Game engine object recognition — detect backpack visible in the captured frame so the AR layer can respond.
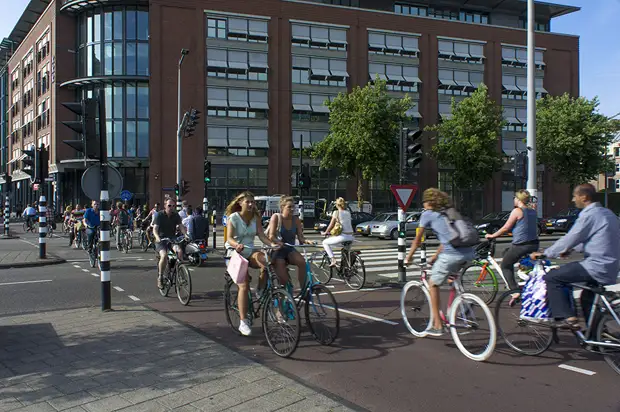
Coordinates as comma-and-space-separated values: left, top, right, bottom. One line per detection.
441, 208, 479, 248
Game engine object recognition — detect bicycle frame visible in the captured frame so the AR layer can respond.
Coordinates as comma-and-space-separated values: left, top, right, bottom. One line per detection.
418, 264, 468, 326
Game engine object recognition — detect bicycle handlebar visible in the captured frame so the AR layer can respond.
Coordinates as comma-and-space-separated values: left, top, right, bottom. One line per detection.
283, 242, 321, 248
160, 236, 186, 244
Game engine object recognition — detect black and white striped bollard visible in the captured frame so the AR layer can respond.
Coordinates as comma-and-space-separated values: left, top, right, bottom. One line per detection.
4, 195, 9, 237
100, 190, 111, 310
397, 208, 406, 283
38, 195, 47, 258
212, 209, 217, 249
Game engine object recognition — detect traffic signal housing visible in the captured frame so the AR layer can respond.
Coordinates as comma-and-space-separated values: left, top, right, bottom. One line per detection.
184, 108, 201, 138
38, 144, 49, 181
3, 174, 12, 191
404, 129, 423, 169
181, 180, 190, 196
61, 99, 100, 160
514, 152, 528, 178
204, 160, 211, 183
174, 184, 180, 197
22, 146, 38, 183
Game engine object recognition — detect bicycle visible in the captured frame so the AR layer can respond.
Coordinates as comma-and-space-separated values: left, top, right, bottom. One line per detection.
23, 217, 37, 233
117, 226, 131, 254
315, 241, 366, 290
284, 243, 340, 345
495, 256, 620, 374
86, 228, 100, 269
224, 246, 301, 357
460, 239, 536, 305
157, 236, 192, 306
400, 261, 497, 361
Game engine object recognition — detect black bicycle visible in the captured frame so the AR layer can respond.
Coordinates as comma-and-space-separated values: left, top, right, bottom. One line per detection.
87, 228, 100, 269
157, 236, 192, 306
316, 241, 366, 290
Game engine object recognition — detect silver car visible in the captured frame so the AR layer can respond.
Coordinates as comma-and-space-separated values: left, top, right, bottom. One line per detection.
370, 212, 422, 240
355, 212, 397, 236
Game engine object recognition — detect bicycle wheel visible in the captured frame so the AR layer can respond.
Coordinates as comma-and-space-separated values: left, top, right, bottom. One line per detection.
460, 262, 498, 305
89, 246, 99, 269
159, 267, 172, 297
175, 264, 192, 306
262, 288, 301, 358
224, 278, 253, 333
140, 233, 149, 252
344, 254, 365, 290
448, 293, 497, 362
494, 289, 553, 356
400, 281, 432, 337
305, 284, 339, 345
595, 311, 620, 375
122, 233, 129, 254
312, 254, 332, 284
23, 221, 27, 232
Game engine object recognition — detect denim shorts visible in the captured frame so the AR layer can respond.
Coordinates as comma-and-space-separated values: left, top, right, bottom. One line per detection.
431, 253, 468, 286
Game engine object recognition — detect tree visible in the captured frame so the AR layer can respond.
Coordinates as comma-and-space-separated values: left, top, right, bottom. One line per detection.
536, 94, 620, 188
425, 84, 504, 197
312, 78, 413, 205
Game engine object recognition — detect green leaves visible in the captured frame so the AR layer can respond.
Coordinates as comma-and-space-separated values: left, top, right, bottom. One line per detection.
425, 84, 504, 189
312, 78, 413, 194
536, 94, 620, 188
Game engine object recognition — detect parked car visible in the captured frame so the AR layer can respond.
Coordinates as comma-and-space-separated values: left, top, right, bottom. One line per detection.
355, 212, 397, 236
474, 211, 512, 235
370, 212, 423, 240
313, 211, 374, 233
542, 208, 580, 234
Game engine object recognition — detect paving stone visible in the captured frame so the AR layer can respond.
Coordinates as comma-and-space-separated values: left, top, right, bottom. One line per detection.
47, 391, 97, 410
82, 395, 132, 412
155, 387, 205, 409
54, 377, 101, 395
222, 396, 280, 412
116, 399, 169, 412
0, 397, 23, 412
86, 381, 131, 398
11, 401, 58, 412
15, 385, 63, 406
188, 375, 246, 398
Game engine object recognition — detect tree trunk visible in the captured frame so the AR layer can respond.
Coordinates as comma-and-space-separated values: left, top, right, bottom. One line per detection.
357, 177, 364, 210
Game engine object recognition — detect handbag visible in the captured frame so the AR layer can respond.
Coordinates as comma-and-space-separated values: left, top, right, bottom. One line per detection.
330, 211, 342, 236
227, 250, 249, 285
520, 264, 551, 320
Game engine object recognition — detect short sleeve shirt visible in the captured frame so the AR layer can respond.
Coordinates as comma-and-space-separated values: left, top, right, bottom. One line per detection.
225, 212, 258, 259
154, 211, 182, 239
419, 210, 472, 255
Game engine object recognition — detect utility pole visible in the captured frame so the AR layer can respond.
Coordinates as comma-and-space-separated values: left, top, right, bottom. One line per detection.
298, 133, 304, 224
526, 0, 537, 202
177, 49, 189, 212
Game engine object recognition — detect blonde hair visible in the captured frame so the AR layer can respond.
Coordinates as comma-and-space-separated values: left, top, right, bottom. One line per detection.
422, 188, 451, 210
515, 190, 532, 207
335, 197, 346, 209
280, 196, 295, 210
225, 191, 261, 218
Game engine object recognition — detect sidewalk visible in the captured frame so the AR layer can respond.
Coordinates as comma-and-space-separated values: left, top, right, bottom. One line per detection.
0, 238, 65, 269
0, 306, 359, 412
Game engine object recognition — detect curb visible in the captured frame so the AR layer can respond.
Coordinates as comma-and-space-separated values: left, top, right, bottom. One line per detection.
0, 256, 66, 269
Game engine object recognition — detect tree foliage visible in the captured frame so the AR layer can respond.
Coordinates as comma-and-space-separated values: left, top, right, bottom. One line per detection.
536, 94, 620, 188
311, 78, 413, 202
425, 84, 504, 189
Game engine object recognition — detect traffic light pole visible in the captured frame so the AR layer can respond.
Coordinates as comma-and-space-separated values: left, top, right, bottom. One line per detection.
299, 133, 303, 224
98, 89, 111, 311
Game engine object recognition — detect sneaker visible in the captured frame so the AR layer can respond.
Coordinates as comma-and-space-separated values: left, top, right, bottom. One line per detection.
157, 276, 164, 289
238, 319, 252, 336
426, 327, 444, 337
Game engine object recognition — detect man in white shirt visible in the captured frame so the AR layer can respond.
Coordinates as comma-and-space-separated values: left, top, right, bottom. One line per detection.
22, 204, 37, 230
179, 200, 189, 220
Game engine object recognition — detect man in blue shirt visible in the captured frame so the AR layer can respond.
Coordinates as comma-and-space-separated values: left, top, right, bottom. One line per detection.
83, 200, 101, 252
532, 184, 620, 329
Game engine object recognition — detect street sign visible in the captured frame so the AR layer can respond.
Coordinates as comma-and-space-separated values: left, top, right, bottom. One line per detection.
162, 187, 175, 191
44, 177, 54, 182
81, 165, 123, 201
390, 184, 418, 212
120, 190, 133, 202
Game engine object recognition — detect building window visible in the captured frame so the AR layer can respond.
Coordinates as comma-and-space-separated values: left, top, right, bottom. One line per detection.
292, 129, 328, 148
36, 31, 50, 63
438, 69, 483, 95
395, 4, 488, 24
77, 7, 149, 78
22, 52, 34, 78
616, 179, 620, 191
438, 40, 485, 64
519, 18, 550, 32
502, 75, 547, 100
502, 47, 545, 70
502, 107, 527, 133
23, 111, 34, 137
207, 126, 269, 157
616, 163, 620, 173
207, 87, 269, 119
36, 98, 50, 131
368, 31, 419, 57
292, 56, 348, 87
10, 69, 19, 92
291, 24, 347, 50
615, 147, 620, 157
207, 16, 268, 43
292, 93, 334, 122
369, 63, 421, 92
207, 49, 268, 81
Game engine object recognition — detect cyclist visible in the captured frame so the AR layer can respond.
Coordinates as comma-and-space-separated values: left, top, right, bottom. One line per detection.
321, 197, 354, 267
404, 188, 474, 337
485, 190, 539, 294
145, 203, 161, 246
225, 191, 280, 336
531, 183, 620, 329
22, 203, 37, 231
71, 204, 85, 248
153, 199, 188, 290
83, 200, 100, 252
188, 207, 209, 243
115, 202, 130, 251
268, 195, 311, 289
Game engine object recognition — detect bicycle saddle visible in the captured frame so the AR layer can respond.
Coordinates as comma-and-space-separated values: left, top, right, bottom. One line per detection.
342, 241, 353, 246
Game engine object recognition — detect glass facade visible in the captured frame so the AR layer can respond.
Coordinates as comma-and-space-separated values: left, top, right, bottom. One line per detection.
206, 165, 268, 211
77, 7, 149, 78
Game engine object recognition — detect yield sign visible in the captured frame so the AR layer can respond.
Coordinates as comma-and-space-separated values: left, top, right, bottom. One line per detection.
390, 184, 418, 212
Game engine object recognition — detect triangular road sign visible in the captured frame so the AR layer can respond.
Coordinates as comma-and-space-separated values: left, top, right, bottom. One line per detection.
390, 184, 418, 211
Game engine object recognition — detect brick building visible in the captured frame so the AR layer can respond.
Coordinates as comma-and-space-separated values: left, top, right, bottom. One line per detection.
0, 0, 580, 217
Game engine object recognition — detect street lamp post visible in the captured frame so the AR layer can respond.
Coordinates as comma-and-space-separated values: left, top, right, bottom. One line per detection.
526, 0, 538, 202
177, 48, 189, 211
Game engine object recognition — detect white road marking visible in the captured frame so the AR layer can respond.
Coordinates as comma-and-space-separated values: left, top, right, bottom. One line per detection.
91, 273, 99, 277
81, 269, 89, 273
325, 285, 335, 289
114, 286, 124, 292
324, 306, 398, 325
330, 287, 392, 295
72, 265, 81, 269
0, 280, 52, 286
19, 239, 38, 247
128, 295, 140, 301
558, 364, 596, 376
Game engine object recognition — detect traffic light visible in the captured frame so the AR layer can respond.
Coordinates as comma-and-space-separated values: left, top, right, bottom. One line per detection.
404, 129, 423, 168
514, 152, 528, 178
22, 146, 38, 183
4, 174, 12, 192
184, 108, 201, 138
204, 160, 211, 183
174, 183, 180, 197
181, 180, 190, 196
38, 144, 49, 181
61, 98, 100, 160
297, 164, 312, 191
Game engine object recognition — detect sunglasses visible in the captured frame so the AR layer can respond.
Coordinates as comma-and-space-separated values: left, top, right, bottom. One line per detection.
166, 204, 174, 208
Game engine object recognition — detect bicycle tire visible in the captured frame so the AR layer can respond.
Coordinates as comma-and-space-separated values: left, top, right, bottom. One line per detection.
140, 233, 149, 252
305, 284, 339, 345
314, 254, 332, 284
400, 280, 431, 337
176, 264, 192, 306
449, 293, 497, 362
123, 234, 129, 254
460, 262, 498, 305
159, 267, 172, 297
345, 254, 365, 290
595, 312, 620, 376
494, 289, 553, 356
89, 246, 99, 269
23, 222, 27, 232
224, 278, 253, 333
262, 288, 301, 358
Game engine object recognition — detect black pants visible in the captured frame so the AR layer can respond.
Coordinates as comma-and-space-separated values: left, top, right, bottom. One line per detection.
501, 242, 539, 290
544, 262, 595, 320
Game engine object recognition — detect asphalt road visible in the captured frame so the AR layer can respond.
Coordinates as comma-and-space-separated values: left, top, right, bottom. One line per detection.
2, 227, 619, 411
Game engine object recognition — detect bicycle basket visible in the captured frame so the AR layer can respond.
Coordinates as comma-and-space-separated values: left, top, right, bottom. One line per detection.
474, 241, 492, 259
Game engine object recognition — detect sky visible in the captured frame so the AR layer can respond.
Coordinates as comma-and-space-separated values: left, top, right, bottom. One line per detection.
0, 0, 618, 117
